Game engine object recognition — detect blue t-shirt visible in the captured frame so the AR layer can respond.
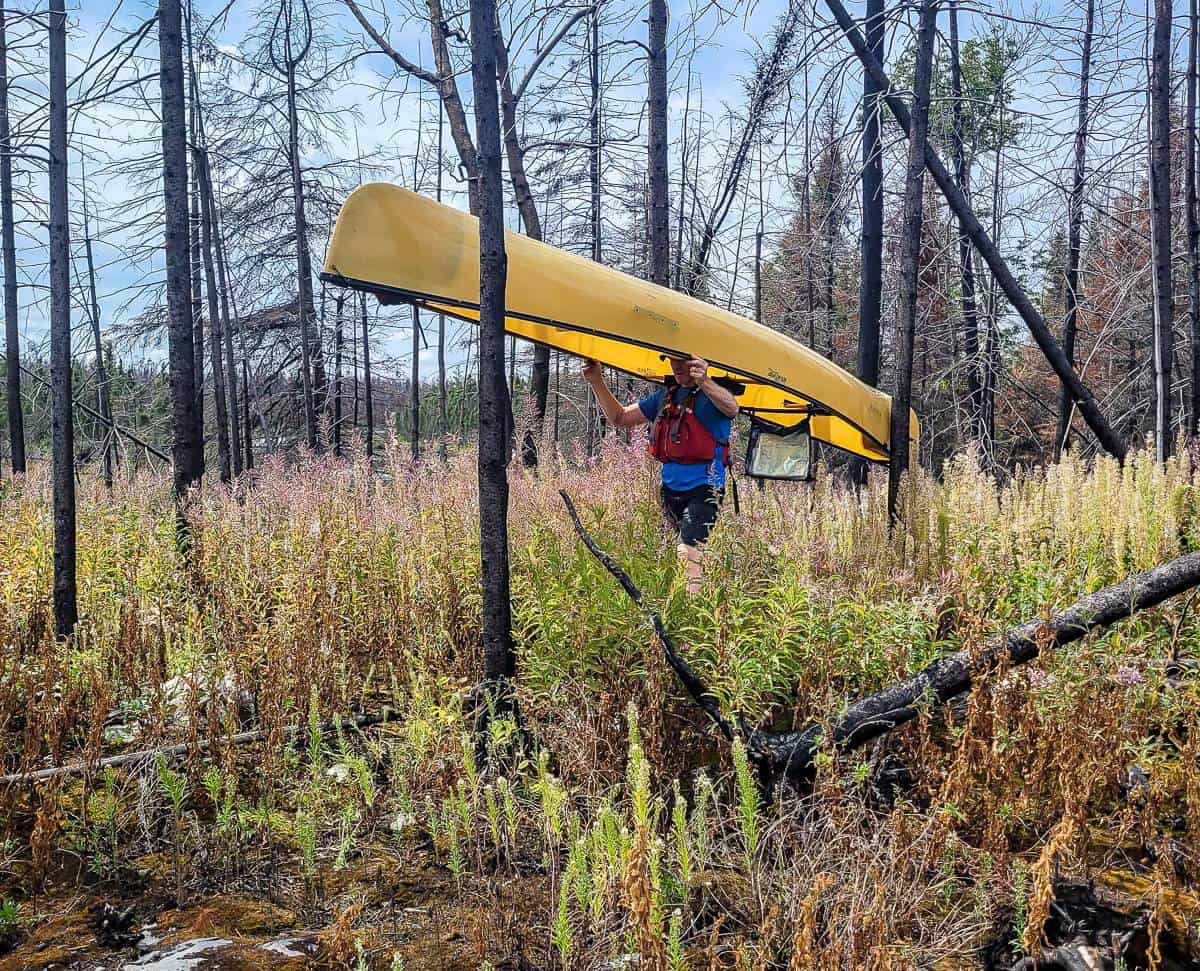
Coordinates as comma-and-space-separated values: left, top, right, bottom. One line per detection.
639, 385, 732, 491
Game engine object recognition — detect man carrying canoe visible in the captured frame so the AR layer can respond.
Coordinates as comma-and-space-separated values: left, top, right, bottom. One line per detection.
583, 355, 739, 594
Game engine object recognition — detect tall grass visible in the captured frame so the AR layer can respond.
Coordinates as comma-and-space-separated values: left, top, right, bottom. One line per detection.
2, 440, 1199, 966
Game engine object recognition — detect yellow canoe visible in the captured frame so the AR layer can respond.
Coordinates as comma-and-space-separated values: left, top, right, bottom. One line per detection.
320, 183, 917, 462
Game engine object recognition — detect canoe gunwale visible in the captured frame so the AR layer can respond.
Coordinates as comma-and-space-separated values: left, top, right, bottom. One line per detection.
319, 268, 890, 464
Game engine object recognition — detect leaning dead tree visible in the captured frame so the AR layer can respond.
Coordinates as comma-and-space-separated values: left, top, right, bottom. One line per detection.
560, 491, 1200, 791
821, 0, 1126, 462
683, 2, 798, 295
341, 0, 582, 463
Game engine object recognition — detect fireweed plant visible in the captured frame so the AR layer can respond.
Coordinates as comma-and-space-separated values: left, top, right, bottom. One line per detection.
0, 440, 1199, 966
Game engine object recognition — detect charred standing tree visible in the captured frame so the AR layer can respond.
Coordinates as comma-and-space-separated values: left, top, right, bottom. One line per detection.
411, 306, 420, 462
471, 0, 516, 714
436, 106, 448, 462
1190, 0, 1200, 435
333, 293, 344, 457
492, 13, 590, 460
270, 0, 319, 450
1149, 0, 1174, 461
949, 0, 982, 448
647, 0, 670, 286
853, 0, 885, 488
590, 3, 602, 277
0, 0, 23, 475
242, 360, 253, 471
888, 0, 936, 523
1056, 0, 1093, 460
493, 23, 559, 464
203, 156, 243, 476
189, 34, 242, 477
856, 0, 884, 391
195, 144, 232, 482
160, 0, 204, 507
185, 2, 204, 433
81, 177, 114, 490
587, 10, 605, 452
360, 292, 373, 457
821, 0, 1125, 462
218, 204, 253, 474
48, 0, 75, 637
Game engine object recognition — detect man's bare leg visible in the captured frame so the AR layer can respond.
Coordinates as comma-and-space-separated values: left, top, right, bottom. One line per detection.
678, 542, 704, 595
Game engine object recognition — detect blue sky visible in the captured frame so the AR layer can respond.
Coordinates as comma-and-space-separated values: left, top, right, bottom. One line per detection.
11, 0, 1157, 385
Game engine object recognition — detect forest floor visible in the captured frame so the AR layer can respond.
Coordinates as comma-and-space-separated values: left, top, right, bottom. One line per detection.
3, 443, 1200, 968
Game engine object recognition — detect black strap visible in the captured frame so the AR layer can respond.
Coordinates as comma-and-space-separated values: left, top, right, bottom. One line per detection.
670, 388, 697, 443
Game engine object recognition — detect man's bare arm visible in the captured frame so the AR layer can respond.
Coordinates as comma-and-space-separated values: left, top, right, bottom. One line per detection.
583, 360, 649, 428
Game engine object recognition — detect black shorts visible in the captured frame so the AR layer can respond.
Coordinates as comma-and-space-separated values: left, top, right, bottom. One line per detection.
660, 484, 724, 547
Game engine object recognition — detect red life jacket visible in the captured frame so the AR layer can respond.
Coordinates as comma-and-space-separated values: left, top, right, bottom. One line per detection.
648, 387, 730, 467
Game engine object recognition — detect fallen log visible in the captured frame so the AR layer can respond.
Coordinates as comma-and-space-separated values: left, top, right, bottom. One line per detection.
753, 550, 1200, 788
559, 490, 1200, 791
0, 708, 398, 787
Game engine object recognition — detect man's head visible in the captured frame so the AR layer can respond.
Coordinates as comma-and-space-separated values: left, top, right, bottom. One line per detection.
666, 355, 695, 387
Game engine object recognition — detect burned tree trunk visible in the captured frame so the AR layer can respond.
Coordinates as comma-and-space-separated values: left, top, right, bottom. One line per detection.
49, 0, 75, 638
411, 306, 420, 462
1149, 0, 1174, 461
186, 1, 204, 436
471, 0, 516, 711
82, 181, 114, 490
888, 0, 936, 523
204, 157, 242, 477
436, 106, 448, 462
852, 0, 885, 488
242, 360, 253, 471
333, 293, 344, 457
821, 0, 1126, 462
195, 144, 231, 483
647, 0, 670, 287
0, 0, 23, 476
1190, 0, 1200, 435
949, 0, 982, 448
189, 29, 242, 477
160, 0, 204, 506
856, 0, 884, 392
271, 0, 318, 450
1056, 0, 1093, 460
361, 293, 373, 458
